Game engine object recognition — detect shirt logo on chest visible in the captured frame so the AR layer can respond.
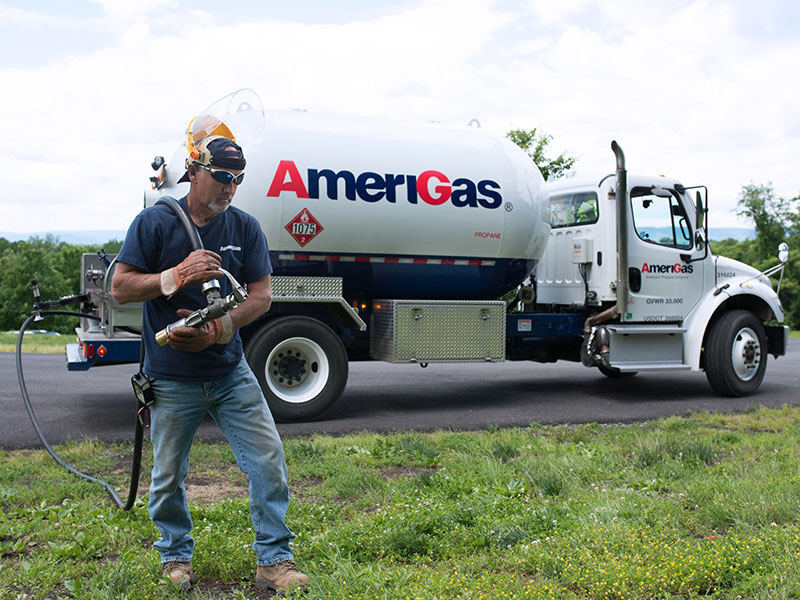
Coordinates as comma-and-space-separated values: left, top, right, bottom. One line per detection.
220, 245, 242, 252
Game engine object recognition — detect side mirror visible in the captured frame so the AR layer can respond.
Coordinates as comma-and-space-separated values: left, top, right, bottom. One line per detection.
778, 242, 789, 264
696, 191, 705, 229
695, 228, 707, 251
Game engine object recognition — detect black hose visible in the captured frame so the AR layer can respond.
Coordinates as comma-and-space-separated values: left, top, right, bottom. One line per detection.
122, 338, 148, 511
18, 200, 204, 509
156, 196, 204, 251
16, 311, 143, 510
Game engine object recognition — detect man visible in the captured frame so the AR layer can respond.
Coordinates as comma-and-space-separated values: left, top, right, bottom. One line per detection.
112, 132, 309, 593
576, 196, 597, 223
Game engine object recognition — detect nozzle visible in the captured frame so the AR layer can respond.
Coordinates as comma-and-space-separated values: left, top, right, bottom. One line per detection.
155, 329, 170, 346
155, 316, 189, 346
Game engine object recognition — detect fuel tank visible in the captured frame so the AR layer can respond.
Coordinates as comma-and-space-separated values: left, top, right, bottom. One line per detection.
146, 90, 550, 300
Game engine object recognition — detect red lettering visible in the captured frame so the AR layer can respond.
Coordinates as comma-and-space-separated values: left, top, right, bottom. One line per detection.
642, 263, 650, 273
267, 160, 309, 198
416, 170, 451, 205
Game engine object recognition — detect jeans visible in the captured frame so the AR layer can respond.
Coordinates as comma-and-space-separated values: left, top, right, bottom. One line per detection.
148, 358, 294, 566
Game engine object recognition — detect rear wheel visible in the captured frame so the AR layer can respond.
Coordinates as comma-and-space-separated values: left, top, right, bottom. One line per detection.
245, 316, 348, 422
704, 310, 767, 396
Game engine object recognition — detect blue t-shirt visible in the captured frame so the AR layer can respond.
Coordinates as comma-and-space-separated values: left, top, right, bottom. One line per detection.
117, 197, 272, 381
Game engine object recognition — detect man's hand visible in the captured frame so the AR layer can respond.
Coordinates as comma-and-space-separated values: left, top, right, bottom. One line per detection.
167, 309, 223, 352
161, 250, 224, 296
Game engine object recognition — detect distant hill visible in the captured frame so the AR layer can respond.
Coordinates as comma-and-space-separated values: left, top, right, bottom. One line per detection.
707, 227, 755, 241
0, 230, 126, 245
0, 227, 755, 246
639, 227, 755, 243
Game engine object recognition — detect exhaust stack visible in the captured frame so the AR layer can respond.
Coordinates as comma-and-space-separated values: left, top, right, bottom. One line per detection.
611, 141, 628, 320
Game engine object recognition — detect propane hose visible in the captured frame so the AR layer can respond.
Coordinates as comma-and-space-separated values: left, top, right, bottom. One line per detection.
16, 311, 143, 510
17, 197, 238, 510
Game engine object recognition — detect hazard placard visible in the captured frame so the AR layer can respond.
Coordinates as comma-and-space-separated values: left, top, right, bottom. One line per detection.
285, 208, 324, 247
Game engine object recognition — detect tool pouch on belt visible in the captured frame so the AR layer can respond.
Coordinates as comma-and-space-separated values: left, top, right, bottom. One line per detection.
131, 372, 156, 428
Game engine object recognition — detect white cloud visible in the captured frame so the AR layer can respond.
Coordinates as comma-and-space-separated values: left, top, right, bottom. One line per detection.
1, 0, 799, 236
90, 0, 179, 22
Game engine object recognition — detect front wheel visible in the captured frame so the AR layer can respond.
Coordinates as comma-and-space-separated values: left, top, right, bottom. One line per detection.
704, 310, 767, 397
245, 316, 348, 422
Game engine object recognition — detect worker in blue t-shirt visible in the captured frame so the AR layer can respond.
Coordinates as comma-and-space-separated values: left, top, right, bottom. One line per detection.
112, 128, 309, 594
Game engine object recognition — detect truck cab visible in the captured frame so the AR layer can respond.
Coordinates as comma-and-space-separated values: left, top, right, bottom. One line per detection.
538, 174, 711, 315
537, 168, 788, 395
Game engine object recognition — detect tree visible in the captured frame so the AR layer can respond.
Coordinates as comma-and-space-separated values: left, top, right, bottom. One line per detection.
0, 236, 123, 334
506, 128, 576, 180
727, 183, 800, 330
736, 183, 793, 258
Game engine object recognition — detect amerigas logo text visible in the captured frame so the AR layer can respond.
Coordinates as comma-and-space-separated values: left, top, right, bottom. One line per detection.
642, 262, 694, 274
267, 160, 503, 209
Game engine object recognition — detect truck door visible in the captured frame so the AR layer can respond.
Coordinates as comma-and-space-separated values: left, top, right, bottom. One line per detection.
623, 185, 705, 323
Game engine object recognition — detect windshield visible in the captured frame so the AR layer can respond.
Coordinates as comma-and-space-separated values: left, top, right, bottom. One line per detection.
630, 186, 692, 249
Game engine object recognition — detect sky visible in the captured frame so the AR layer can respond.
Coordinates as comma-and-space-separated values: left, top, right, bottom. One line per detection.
1, 0, 799, 236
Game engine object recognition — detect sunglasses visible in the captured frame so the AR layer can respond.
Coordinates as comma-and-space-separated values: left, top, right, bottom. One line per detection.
195, 163, 245, 185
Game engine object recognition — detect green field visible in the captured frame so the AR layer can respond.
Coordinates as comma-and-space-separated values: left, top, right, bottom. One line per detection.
0, 331, 73, 354
4, 406, 800, 599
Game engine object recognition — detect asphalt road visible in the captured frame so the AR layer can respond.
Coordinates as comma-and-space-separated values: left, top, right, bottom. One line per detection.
2, 341, 799, 450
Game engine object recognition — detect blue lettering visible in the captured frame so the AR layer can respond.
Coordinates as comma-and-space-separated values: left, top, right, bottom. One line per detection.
308, 169, 356, 200
451, 178, 478, 207
356, 172, 385, 202
384, 173, 404, 203
478, 180, 502, 209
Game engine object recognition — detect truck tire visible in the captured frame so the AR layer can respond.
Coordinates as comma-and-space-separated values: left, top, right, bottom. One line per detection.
597, 364, 637, 378
245, 316, 348, 422
704, 310, 767, 397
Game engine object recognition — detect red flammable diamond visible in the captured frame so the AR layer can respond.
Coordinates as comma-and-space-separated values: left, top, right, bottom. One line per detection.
284, 208, 324, 247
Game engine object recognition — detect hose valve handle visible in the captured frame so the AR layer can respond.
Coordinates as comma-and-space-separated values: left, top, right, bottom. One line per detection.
219, 268, 248, 303
30, 280, 45, 322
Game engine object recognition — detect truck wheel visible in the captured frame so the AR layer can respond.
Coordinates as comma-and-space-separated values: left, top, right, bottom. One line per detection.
704, 310, 767, 397
245, 316, 348, 422
597, 364, 637, 378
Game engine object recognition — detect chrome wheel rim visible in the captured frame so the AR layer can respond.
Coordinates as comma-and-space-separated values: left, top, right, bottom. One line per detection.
731, 327, 761, 381
265, 337, 329, 403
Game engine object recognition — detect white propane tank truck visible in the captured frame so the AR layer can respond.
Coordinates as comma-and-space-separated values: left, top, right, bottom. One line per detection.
67, 90, 789, 421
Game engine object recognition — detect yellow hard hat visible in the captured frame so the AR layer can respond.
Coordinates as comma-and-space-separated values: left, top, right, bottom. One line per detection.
185, 114, 237, 166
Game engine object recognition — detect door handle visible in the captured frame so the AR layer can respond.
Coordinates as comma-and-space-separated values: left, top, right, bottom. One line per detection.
628, 267, 641, 293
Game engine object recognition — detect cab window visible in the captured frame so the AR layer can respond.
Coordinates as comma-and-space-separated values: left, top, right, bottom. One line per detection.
550, 192, 598, 228
630, 187, 692, 249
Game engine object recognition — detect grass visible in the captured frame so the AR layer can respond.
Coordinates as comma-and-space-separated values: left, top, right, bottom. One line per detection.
4, 407, 800, 599
0, 332, 71, 353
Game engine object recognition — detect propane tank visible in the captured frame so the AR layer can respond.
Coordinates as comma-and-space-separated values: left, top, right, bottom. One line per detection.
147, 90, 550, 300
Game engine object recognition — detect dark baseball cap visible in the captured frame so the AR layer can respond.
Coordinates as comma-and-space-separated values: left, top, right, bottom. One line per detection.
178, 136, 246, 183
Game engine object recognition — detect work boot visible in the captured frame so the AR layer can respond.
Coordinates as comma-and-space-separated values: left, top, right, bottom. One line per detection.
160, 560, 197, 590
255, 560, 309, 593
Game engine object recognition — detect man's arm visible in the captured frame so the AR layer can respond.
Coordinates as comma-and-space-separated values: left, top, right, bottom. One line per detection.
230, 274, 272, 330
111, 262, 162, 304
111, 249, 223, 305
